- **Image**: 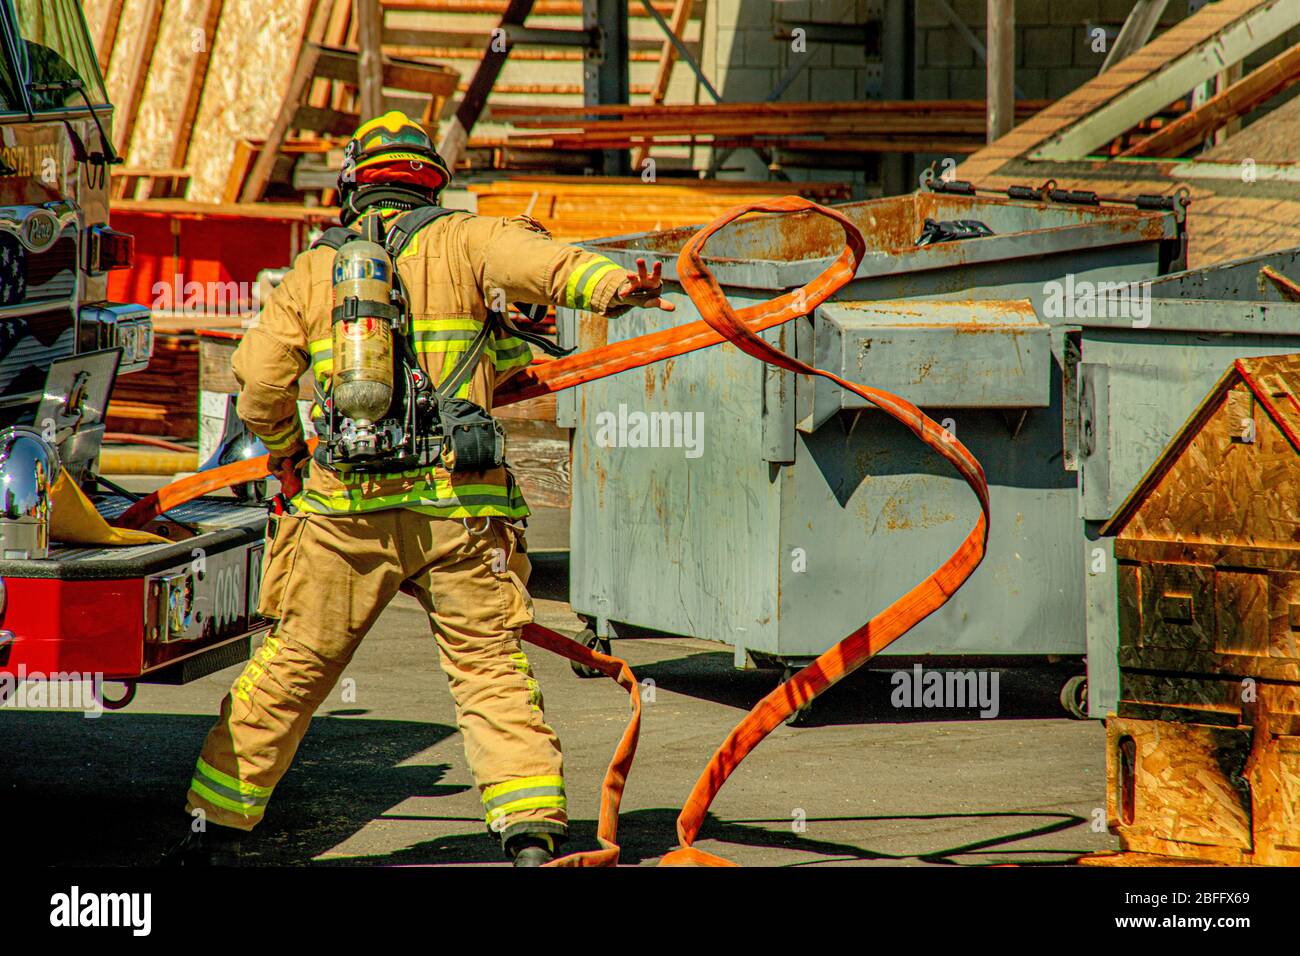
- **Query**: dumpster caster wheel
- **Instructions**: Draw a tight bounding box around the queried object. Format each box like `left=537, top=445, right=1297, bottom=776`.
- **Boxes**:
left=570, top=628, right=609, bottom=679
left=780, top=666, right=814, bottom=727
left=1060, top=674, right=1088, bottom=719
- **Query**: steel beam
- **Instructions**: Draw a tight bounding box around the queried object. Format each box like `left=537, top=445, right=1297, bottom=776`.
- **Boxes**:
left=437, top=0, right=537, bottom=169
left=584, top=0, right=630, bottom=176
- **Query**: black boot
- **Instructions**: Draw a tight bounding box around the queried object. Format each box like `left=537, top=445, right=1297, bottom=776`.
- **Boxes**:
left=505, top=833, right=557, bottom=867
left=161, top=822, right=244, bottom=866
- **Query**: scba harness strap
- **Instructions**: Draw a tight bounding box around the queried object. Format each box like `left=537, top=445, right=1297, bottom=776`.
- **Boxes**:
left=313, top=207, right=510, bottom=475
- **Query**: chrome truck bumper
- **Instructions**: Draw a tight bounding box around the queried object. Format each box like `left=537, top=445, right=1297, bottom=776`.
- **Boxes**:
left=0, top=427, right=58, bottom=560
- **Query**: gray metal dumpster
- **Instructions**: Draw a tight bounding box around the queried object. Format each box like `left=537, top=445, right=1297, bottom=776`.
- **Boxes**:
left=1075, top=247, right=1300, bottom=716
left=554, top=188, right=1184, bottom=711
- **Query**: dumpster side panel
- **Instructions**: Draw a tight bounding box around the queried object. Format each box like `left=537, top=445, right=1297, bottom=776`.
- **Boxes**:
left=777, top=387, right=1082, bottom=658
left=567, top=288, right=783, bottom=650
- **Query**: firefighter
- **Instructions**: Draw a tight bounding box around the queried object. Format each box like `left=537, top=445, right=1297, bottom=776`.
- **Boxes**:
left=166, top=111, right=674, bottom=867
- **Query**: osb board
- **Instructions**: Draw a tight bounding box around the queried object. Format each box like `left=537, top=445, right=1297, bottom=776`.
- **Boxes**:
left=1118, top=672, right=1244, bottom=727
left=125, top=0, right=211, bottom=168
left=1119, top=644, right=1300, bottom=684
left=184, top=0, right=312, bottom=201
left=1119, top=561, right=1300, bottom=666
left=1240, top=353, right=1300, bottom=444
left=1115, top=537, right=1300, bottom=573
left=82, top=0, right=114, bottom=47
left=1077, top=850, right=1227, bottom=867
left=1106, top=717, right=1253, bottom=856
left=1250, top=732, right=1300, bottom=859
left=1122, top=381, right=1300, bottom=549
left=1107, top=716, right=1300, bottom=865
left=98, top=0, right=156, bottom=113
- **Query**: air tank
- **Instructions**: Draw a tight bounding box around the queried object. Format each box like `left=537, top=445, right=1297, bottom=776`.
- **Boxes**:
left=331, top=240, right=394, bottom=426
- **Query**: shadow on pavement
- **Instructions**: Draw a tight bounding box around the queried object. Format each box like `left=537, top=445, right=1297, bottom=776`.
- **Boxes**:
left=3, top=710, right=460, bottom=866
left=631, top=652, right=1079, bottom=724
left=318, top=806, right=1090, bottom=868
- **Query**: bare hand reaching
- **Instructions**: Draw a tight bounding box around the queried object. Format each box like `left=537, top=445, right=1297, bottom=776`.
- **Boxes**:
left=614, top=258, right=676, bottom=312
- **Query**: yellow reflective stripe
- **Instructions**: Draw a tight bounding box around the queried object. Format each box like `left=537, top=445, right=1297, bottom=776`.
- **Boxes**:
left=308, top=338, right=332, bottom=354
left=564, top=262, right=594, bottom=309
left=260, top=421, right=302, bottom=451
left=262, top=419, right=299, bottom=442
left=484, top=795, right=566, bottom=823
left=510, top=650, right=542, bottom=712
left=189, top=779, right=267, bottom=818
left=294, top=488, right=530, bottom=518
left=482, top=774, right=564, bottom=803
left=577, top=262, right=621, bottom=311
left=262, top=431, right=302, bottom=453
left=196, top=757, right=273, bottom=797
left=441, top=349, right=472, bottom=399
left=565, top=257, right=620, bottom=310
left=412, top=317, right=480, bottom=333
left=492, top=336, right=533, bottom=372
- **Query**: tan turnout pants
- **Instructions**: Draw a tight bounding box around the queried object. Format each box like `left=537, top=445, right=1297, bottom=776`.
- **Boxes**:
left=185, top=508, right=566, bottom=847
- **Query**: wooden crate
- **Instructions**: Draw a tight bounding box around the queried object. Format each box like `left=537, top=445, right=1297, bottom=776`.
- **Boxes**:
left=1094, top=352, right=1300, bottom=865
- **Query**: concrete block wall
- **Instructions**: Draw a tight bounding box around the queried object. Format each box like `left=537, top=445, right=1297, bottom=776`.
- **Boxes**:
left=915, top=1, right=1300, bottom=104
left=914, top=0, right=1185, bottom=103
left=698, top=0, right=886, bottom=187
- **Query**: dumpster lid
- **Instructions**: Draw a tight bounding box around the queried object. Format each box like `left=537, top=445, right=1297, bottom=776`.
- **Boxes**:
left=582, top=191, right=1177, bottom=291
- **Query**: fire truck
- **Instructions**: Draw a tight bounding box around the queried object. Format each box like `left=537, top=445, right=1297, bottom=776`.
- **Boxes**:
left=0, top=0, right=268, bottom=707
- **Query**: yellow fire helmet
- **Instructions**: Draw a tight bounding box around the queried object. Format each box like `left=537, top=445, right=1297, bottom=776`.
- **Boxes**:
left=338, top=111, right=451, bottom=224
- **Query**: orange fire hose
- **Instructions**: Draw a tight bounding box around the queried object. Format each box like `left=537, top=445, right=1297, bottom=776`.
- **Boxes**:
left=113, top=197, right=989, bottom=867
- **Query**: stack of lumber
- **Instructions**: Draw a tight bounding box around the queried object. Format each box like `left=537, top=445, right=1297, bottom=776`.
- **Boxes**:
left=468, top=174, right=852, bottom=242
left=492, top=100, right=1054, bottom=158
left=105, top=332, right=202, bottom=439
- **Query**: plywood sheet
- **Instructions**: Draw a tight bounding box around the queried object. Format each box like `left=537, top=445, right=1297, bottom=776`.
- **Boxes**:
left=101, top=0, right=153, bottom=118
left=1125, top=387, right=1300, bottom=548
left=127, top=0, right=209, bottom=167
left=185, top=0, right=313, bottom=201
left=1107, top=717, right=1253, bottom=853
